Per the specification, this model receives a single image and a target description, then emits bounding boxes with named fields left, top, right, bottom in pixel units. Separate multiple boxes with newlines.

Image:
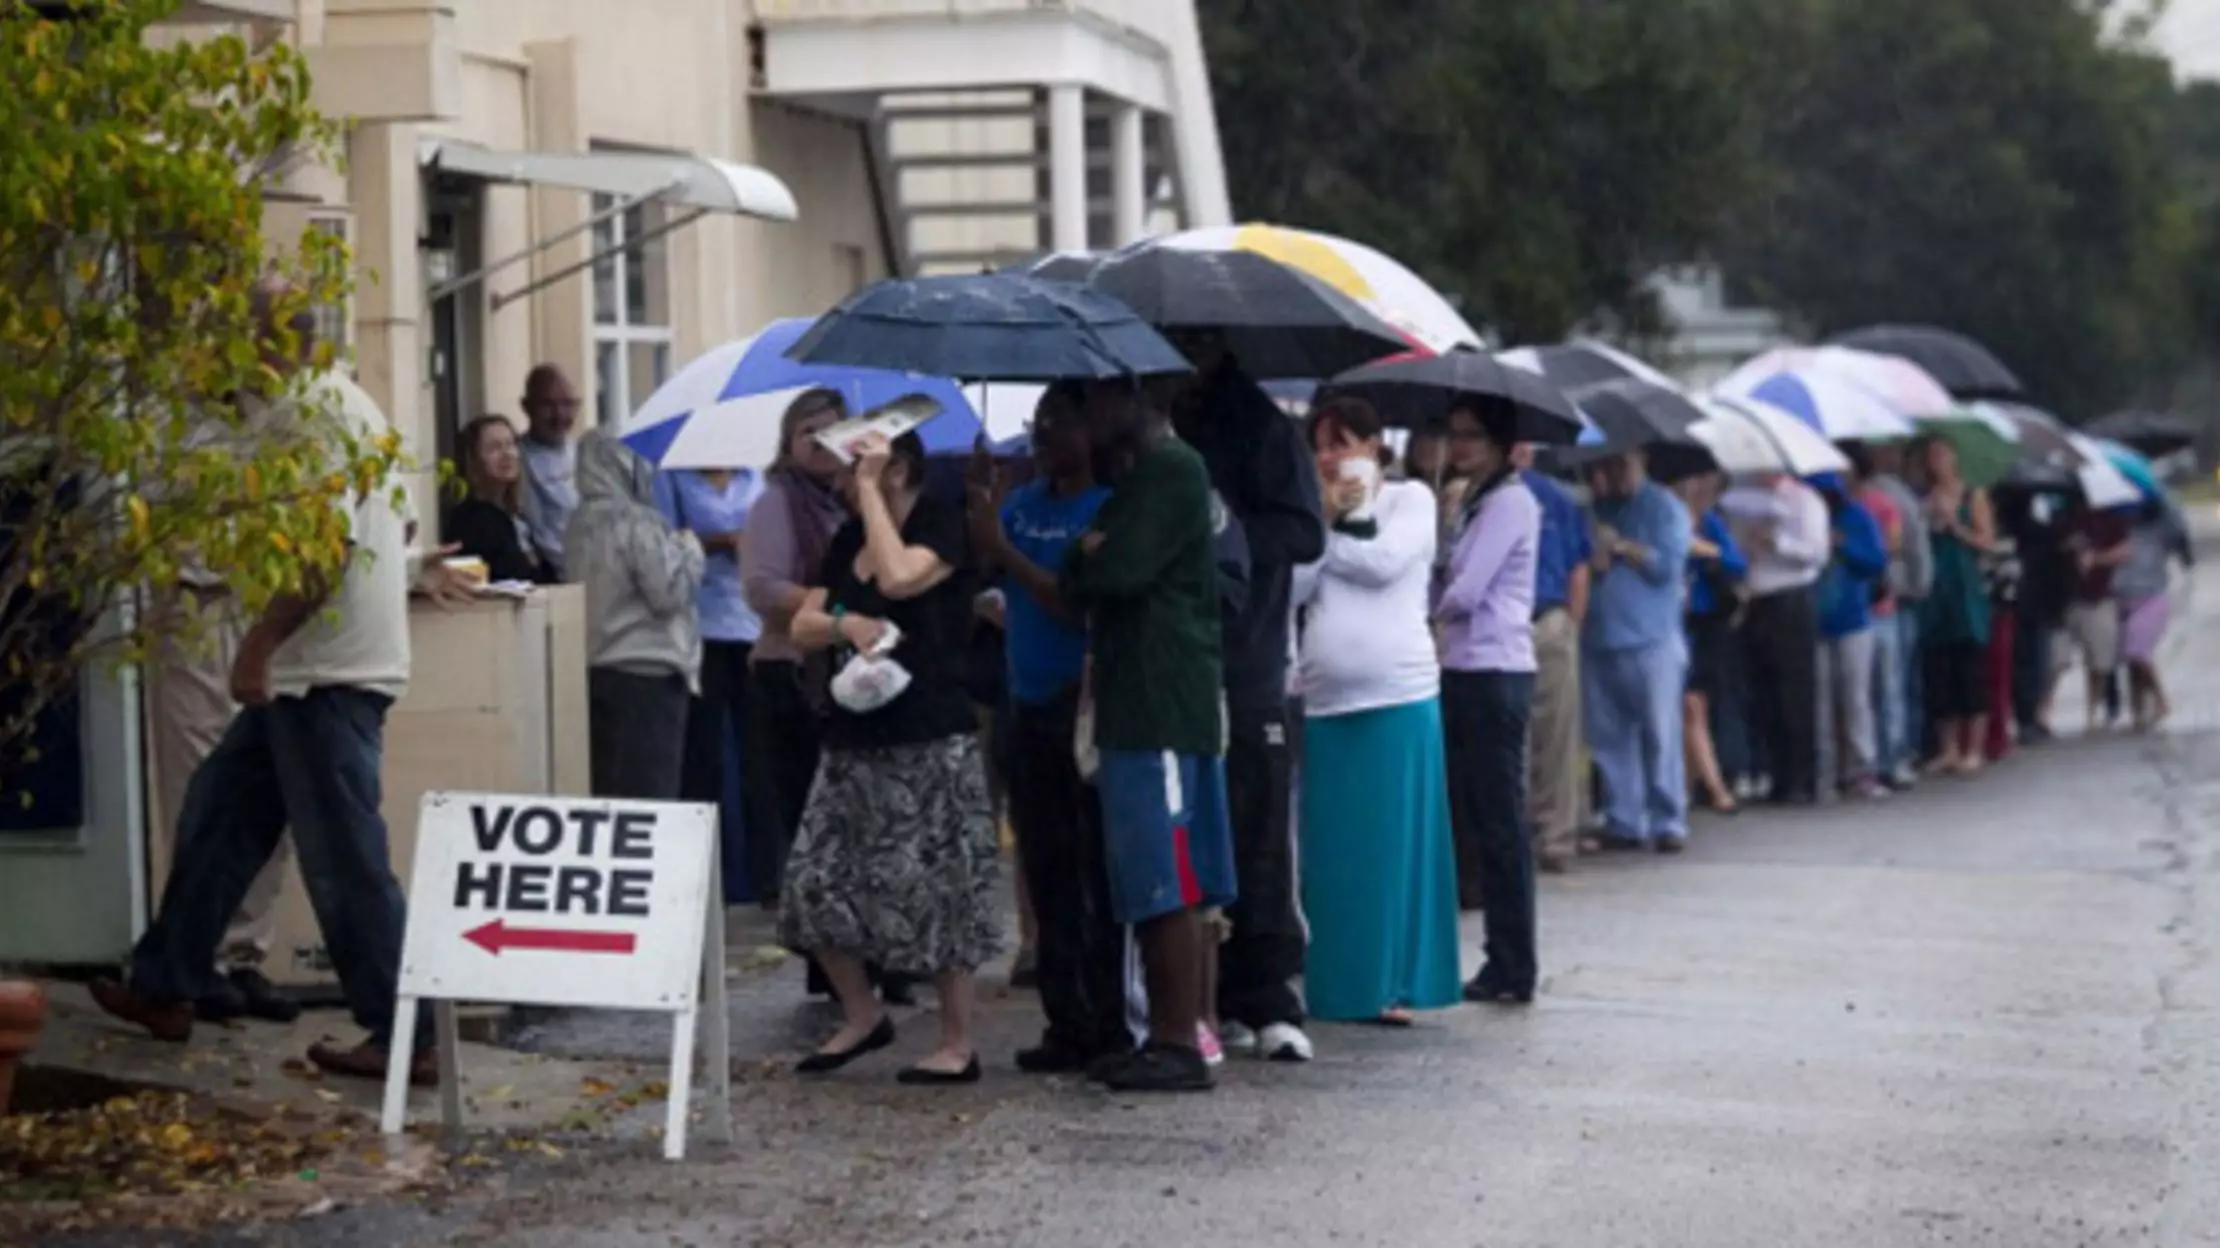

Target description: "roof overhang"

left=419, top=139, right=798, bottom=224
left=755, top=7, right=1174, bottom=113
left=417, top=140, right=799, bottom=310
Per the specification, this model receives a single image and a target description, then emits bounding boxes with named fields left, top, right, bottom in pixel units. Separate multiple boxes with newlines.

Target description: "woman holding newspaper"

left=779, top=429, right=1001, bottom=1086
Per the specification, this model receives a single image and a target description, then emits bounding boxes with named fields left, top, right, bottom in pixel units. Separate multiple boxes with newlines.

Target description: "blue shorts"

left=1095, top=749, right=1238, bottom=925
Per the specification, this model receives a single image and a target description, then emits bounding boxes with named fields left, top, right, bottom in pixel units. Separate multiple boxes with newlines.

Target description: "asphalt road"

left=93, top=539, right=2220, bottom=1248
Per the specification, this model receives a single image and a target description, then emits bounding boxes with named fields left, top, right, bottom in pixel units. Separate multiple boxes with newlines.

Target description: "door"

left=0, top=651, right=148, bottom=965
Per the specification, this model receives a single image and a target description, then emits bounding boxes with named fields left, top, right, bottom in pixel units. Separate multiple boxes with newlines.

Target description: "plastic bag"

left=830, top=621, right=911, bottom=714
left=1073, top=658, right=1099, bottom=782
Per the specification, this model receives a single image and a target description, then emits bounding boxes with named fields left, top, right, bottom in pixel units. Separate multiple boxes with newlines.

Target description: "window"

left=590, top=192, right=672, bottom=429
left=304, top=215, right=351, bottom=353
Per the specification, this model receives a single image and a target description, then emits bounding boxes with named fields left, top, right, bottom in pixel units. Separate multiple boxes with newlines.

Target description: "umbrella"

left=1910, top=407, right=2021, bottom=489
left=1718, top=368, right=1916, bottom=442
left=1688, top=395, right=1850, bottom=477
left=1497, top=340, right=1682, bottom=393
left=620, top=319, right=1045, bottom=469
left=1826, top=324, right=2025, bottom=401
left=1321, top=349, right=1586, bottom=444
left=2091, top=437, right=2164, bottom=501
left=2085, top=409, right=2199, bottom=458
left=1006, top=246, right=1413, bottom=380
left=1120, top=224, right=1485, bottom=355
left=1721, top=345, right=1954, bottom=417
left=785, top=273, right=1192, bottom=382
left=1547, top=378, right=1716, bottom=480
left=1978, top=402, right=2141, bottom=509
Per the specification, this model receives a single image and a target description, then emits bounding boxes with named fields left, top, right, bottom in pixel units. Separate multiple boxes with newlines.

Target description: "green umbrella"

left=1914, top=406, right=2020, bottom=487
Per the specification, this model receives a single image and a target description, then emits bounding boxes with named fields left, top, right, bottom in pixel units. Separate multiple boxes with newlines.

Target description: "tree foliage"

left=1198, top=0, right=2215, bottom=416
left=0, top=0, right=403, bottom=781
left=1197, top=0, right=1770, bottom=343
left=1718, top=0, right=2195, bottom=416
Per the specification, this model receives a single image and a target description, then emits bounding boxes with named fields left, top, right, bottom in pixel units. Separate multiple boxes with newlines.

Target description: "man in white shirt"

left=1720, top=472, right=1829, bottom=806
left=95, top=282, right=470, bottom=1084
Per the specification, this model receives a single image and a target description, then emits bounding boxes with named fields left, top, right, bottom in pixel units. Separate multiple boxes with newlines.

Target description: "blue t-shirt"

left=1524, top=469, right=1593, bottom=614
left=654, top=469, right=764, bottom=644
left=1001, top=479, right=1110, bottom=706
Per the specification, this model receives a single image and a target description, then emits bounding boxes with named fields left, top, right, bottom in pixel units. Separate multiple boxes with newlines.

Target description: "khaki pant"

left=144, top=591, right=292, bottom=973
left=1528, top=608, right=1585, bottom=860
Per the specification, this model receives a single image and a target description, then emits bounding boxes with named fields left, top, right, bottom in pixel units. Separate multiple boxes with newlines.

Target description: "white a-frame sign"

left=381, top=792, right=732, bottom=1160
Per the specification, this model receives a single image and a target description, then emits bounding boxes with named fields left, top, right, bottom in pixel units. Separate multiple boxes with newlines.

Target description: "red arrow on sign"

left=463, top=919, right=637, bottom=956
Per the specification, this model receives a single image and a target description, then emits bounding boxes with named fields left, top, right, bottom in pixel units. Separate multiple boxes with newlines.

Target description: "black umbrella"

left=1011, top=248, right=1412, bottom=381
left=1545, top=379, right=1718, bottom=481
left=1826, top=324, right=2025, bottom=401
left=2085, top=409, right=2199, bottom=457
left=785, top=272, right=1191, bottom=382
left=1320, top=349, right=1586, bottom=445
left=1000, top=250, right=1105, bottom=283
left=1496, top=340, right=1683, bottom=393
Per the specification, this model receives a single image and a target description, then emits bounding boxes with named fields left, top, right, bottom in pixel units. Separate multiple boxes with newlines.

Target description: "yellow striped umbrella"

left=1140, top=224, right=1484, bottom=357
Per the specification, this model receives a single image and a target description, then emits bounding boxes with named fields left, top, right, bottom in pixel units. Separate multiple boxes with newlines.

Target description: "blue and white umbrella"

left=621, top=317, right=1040, bottom=470
left=1715, top=367, right=1915, bottom=442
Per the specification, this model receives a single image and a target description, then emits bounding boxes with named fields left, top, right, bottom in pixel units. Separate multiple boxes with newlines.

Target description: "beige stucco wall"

left=293, top=0, right=891, bottom=538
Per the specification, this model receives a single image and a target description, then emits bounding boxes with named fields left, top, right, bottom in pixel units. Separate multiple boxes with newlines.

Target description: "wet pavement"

left=38, top=538, right=2220, bottom=1246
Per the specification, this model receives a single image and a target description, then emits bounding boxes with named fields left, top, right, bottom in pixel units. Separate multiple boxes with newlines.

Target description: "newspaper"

left=812, top=393, right=943, bottom=464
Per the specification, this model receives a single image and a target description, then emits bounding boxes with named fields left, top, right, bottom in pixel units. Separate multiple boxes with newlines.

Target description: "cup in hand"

left=1338, top=457, right=1382, bottom=524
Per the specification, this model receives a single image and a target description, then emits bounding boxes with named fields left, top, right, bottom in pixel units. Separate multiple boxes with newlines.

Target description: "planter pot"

left=0, top=978, right=50, bottom=1115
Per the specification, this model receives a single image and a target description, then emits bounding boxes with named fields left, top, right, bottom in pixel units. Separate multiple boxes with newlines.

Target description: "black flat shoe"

left=796, top=1016, right=896, bottom=1074
left=897, top=1056, right=982, bottom=1085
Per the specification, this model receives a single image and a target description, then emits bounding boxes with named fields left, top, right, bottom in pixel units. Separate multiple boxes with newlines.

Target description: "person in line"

left=743, top=392, right=915, bottom=1006
left=1675, top=472, right=1747, bottom=815
left=1980, top=514, right=2024, bottom=762
left=518, top=364, right=583, bottom=581
left=965, top=385, right=1128, bottom=1072
left=2002, top=489, right=2069, bottom=744
left=568, top=431, right=705, bottom=800
left=1722, top=470, right=1829, bottom=805
left=446, top=415, right=557, bottom=584
left=783, top=431, right=997, bottom=1085
left=1581, top=451, right=1694, bottom=852
left=657, top=463, right=766, bottom=904
left=2053, top=497, right=2135, bottom=735
left=1061, top=382, right=1239, bottom=1092
left=144, top=394, right=307, bottom=1026
left=1916, top=437, right=1998, bottom=775
left=1849, top=444, right=1920, bottom=788
left=1432, top=403, right=1540, bottom=1004
left=2115, top=495, right=2190, bottom=731
left=1811, top=473, right=1891, bottom=801
left=95, top=281, right=473, bottom=1082
left=1164, top=330, right=1325, bottom=1065
left=1517, top=445, right=1593, bottom=873
left=1291, top=397, right=1458, bottom=1025
left=740, top=389, right=848, bottom=901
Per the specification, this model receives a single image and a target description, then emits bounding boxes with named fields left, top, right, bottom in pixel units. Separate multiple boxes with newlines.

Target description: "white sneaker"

left=1258, top=1021, right=1313, bottom=1063
left=1218, top=1020, right=1258, bottom=1055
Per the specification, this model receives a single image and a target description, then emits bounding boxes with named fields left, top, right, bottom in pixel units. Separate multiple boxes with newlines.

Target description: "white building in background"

left=1638, top=265, right=1793, bottom=391
left=1, top=0, right=1232, bottom=968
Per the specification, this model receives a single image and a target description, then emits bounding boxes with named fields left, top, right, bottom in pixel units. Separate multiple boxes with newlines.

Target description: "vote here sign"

left=397, top=792, right=715, bottom=1012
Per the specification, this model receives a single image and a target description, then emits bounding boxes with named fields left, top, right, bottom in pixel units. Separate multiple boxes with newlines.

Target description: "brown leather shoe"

left=90, top=977, right=193, bottom=1043
left=306, top=1038, right=438, bottom=1087
left=1537, top=852, right=1573, bottom=876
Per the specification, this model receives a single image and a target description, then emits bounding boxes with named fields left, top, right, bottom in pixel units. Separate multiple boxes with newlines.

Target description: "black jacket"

left=1173, top=365, right=1325, bottom=711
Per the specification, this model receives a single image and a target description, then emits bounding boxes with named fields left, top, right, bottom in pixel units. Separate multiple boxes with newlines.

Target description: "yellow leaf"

left=127, top=494, right=151, bottom=538
left=269, top=531, right=294, bottom=555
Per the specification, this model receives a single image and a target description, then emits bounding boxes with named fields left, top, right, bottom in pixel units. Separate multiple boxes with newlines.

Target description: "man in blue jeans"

left=93, top=287, right=470, bottom=1084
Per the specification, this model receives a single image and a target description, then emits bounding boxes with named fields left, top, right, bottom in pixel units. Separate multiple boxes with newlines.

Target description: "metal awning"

left=418, top=139, right=800, bottom=310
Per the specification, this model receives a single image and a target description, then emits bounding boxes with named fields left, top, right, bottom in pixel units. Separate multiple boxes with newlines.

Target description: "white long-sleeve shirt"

left=1291, top=479, right=1440, bottom=718
left=1721, top=478, right=1830, bottom=596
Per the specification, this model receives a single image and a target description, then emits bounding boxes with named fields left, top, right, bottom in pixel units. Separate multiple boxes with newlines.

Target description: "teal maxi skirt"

left=1299, top=696, right=1462, bottom=1020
